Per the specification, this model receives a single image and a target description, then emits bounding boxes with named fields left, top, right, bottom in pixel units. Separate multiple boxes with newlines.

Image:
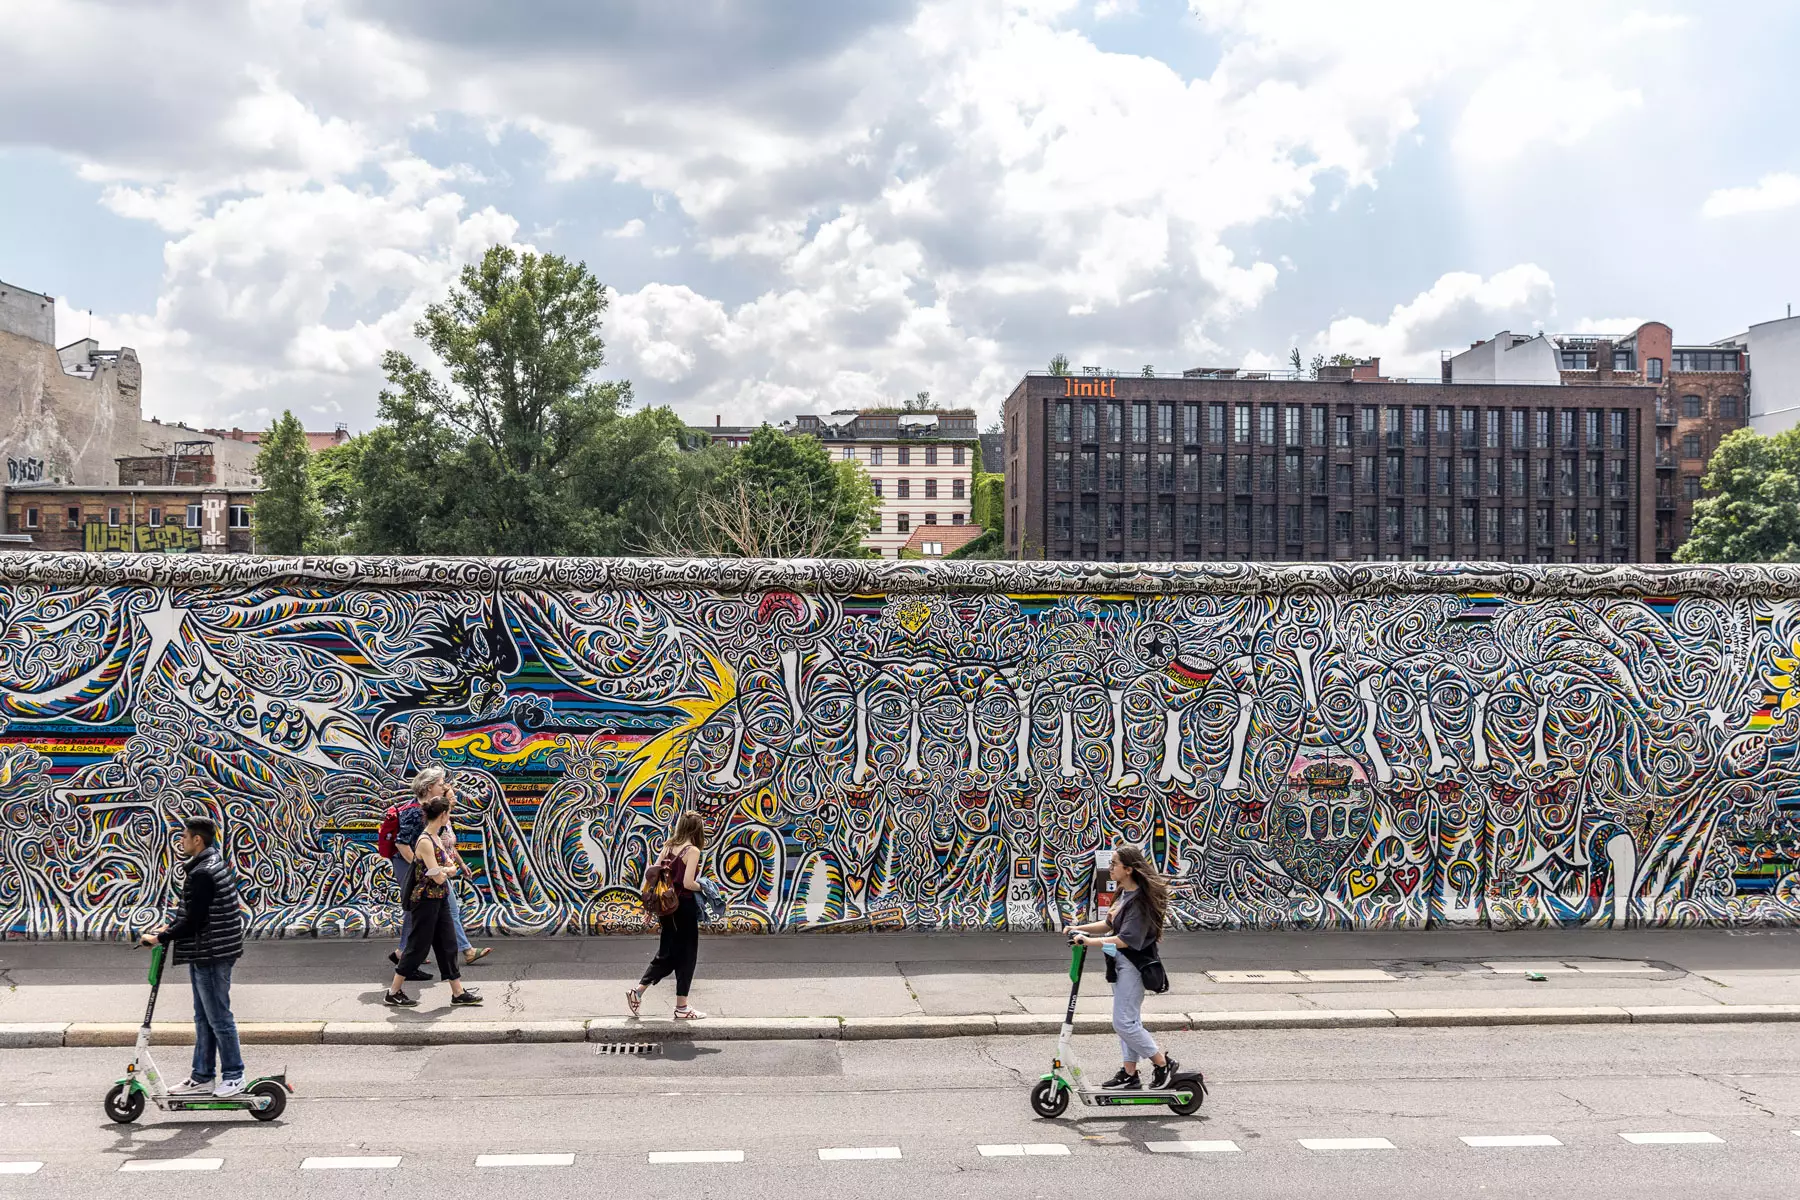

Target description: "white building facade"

left=790, top=409, right=979, bottom=558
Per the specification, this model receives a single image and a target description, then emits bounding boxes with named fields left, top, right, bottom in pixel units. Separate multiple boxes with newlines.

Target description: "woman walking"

left=385, top=792, right=482, bottom=1009
left=626, top=812, right=708, bottom=1021
left=1069, top=846, right=1177, bottom=1090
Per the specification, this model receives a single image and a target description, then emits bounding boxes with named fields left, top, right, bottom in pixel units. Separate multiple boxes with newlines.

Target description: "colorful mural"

left=2, top=554, right=1800, bottom=939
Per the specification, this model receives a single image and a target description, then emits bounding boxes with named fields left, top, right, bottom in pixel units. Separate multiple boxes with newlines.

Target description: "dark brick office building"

left=1001, top=371, right=1658, bottom=563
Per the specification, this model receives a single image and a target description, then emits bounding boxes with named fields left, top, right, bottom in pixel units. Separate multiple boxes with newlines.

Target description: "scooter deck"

left=1076, top=1086, right=1199, bottom=1106
left=159, top=1097, right=274, bottom=1113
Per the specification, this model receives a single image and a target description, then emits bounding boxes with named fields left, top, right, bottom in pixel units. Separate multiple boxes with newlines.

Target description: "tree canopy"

left=252, top=411, right=318, bottom=554
left=1675, top=426, right=1800, bottom=563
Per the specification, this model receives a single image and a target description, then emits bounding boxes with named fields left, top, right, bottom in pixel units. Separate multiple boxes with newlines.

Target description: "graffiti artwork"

left=1, top=554, right=1799, bottom=940
left=6, top=456, right=44, bottom=485
left=82, top=523, right=201, bottom=553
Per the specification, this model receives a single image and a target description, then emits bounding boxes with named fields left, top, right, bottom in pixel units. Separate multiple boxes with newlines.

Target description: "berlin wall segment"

left=0, top=553, right=1797, bottom=940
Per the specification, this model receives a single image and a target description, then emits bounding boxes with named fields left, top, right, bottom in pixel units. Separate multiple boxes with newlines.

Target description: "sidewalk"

left=3, top=928, right=1798, bottom=1047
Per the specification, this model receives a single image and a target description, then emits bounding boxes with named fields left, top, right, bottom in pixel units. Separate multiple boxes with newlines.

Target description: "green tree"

left=567, top=407, right=732, bottom=554
left=1141, top=364, right=1156, bottom=377
left=307, top=438, right=363, bottom=553
left=904, top=390, right=935, bottom=412
left=252, top=410, right=319, bottom=554
left=1048, top=353, right=1071, bottom=376
left=1289, top=347, right=1304, bottom=374
left=1675, top=427, right=1800, bottom=562
left=360, top=245, right=629, bottom=555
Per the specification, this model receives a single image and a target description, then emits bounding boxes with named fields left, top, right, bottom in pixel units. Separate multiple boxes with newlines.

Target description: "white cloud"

left=1092, top=0, right=1139, bottom=17
left=1314, top=265, right=1558, bottom=378
left=1702, top=172, right=1800, bottom=218
left=1621, top=11, right=1690, bottom=33
left=606, top=218, right=647, bottom=239
left=1455, top=64, right=1641, bottom=166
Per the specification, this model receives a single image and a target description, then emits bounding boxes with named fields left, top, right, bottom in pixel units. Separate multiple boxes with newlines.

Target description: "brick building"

left=5, top=485, right=259, bottom=553
left=1002, top=372, right=1656, bottom=563
left=1544, top=324, right=1747, bottom=561
left=789, top=409, right=979, bottom=558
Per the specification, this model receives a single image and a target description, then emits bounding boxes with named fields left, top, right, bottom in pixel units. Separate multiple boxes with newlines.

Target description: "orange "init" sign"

left=1062, top=378, right=1118, bottom=397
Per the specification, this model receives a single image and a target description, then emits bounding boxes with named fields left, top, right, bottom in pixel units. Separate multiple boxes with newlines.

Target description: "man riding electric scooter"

left=139, top=816, right=251, bottom=1098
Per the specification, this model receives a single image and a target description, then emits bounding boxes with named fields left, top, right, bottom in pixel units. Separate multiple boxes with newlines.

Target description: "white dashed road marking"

left=0, top=1163, right=43, bottom=1175
left=819, top=1147, right=902, bottom=1161
left=1619, top=1132, right=1723, bottom=1145
left=978, top=1144, right=1071, bottom=1157
left=300, top=1156, right=403, bottom=1169
left=1146, top=1140, right=1241, bottom=1154
left=1461, top=1135, right=1562, bottom=1148
left=647, top=1150, right=744, bottom=1164
left=475, top=1154, right=575, bottom=1168
left=1300, top=1138, right=1396, bottom=1151
left=120, top=1159, right=223, bottom=1172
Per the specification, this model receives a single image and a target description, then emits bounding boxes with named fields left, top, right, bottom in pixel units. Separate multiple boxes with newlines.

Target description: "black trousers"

left=640, top=894, right=699, bottom=994
left=398, top=893, right=461, bottom=982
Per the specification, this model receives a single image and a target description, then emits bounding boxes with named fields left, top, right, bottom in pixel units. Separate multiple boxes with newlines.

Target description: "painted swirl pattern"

left=1, top=553, right=1798, bottom=937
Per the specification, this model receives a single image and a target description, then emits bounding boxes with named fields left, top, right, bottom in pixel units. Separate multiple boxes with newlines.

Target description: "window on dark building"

left=1335, top=463, right=1351, bottom=494
left=1051, top=452, right=1070, bottom=491
left=148, top=506, right=162, bottom=525
left=23, top=506, right=38, bottom=529
left=1081, top=449, right=1099, bottom=489
left=1559, top=350, right=1593, bottom=370
left=1132, top=404, right=1148, bottom=442
left=1674, top=349, right=1739, bottom=372
left=1486, top=409, right=1501, bottom=448
left=1206, top=504, right=1224, bottom=541
left=1681, top=434, right=1701, bottom=459
left=1207, top=453, right=1225, bottom=491
left=1584, top=410, right=1600, bottom=446
left=1130, top=503, right=1146, bottom=539
left=186, top=504, right=202, bottom=528
left=1335, top=413, right=1351, bottom=447
left=1410, top=507, right=1427, bottom=544
left=1286, top=504, right=1303, bottom=542
left=1410, top=407, right=1427, bottom=446
left=1334, top=510, right=1352, bottom=542
left=1511, top=409, right=1526, bottom=446
left=1234, top=404, right=1250, bottom=443
left=1433, top=507, right=1450, bottom=543
left=1721, top=396, right=1740, bottom=420
left=1157, top=404, right=1173, bottom=443
left=1559, top=410, right=1575, bottom=448
left=1384, top=502, right=1402, bottom=541
left=1105, top=452, right=1122, bottom=490
left=1208, top=404, right=1225, bottom=442
left=1232, top=502, right=1250, bottom=540
left=1557, top=459, right=1574, bottom=497
left=1508, top=507, right=1524, bottom=544
left=1053, top=503, right=1071, bottom=539
left=1534, top=410, right=1550, bottom=448
left=1384, top=406, right=1402, bottom=447
left=1259, top=405, right=1276, bottom=445
left=1682, top=394, right=1702, bottom=419
left=107, top=507, right=121, bottom=526
left=1613, top=349, right=1634, bottom=372
left=65, top=506, right=79, bottom=530
left=1311, top=406, right=1327, bottom=446
left=1411, top=457, right=1428, bottom=495
left=1610, top=411, right=1627, bottom=449
left=1182, top=503, right=1199, bottom=540
left=1079, top=500, right=1098, bottom=539
left=1157, top=452, right=1175, bottom=490
left=1183, top=451, right=1199, bottom=490
left=1233, top=453, right=1251, bottom=492
left=1461, top=408, right=1478, bottom=447
left=1107, top=404, right=1123, bottom=441
left=1534, top=506, right=1550, bottom=544
left=1682, top=475, right=1701, bottom=501
left=1647, top=357, right=1663, bottom=382
left=1483, top=507, right=1500, bottom=544
left=1258, top=455, right=1276, bottom=492
left=1130, top=452, right=1148, bottom=489
left=1055, top=402, right=1072, bottom=441
left=1155, top=501, right=1173, bottom=539
left=1185, top=405, right=1199, bottom=444
left=1609, top=508, right=1626, bottom=545
left=1107, top=503, right=1123, bottom=539
left=1082, top=403, right=1097, bottom=441
left=1386, top=454, right=1402, bottom=492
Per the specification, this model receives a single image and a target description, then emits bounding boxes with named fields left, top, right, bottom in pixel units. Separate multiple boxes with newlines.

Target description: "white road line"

left=1299, top=969, right=1396, bottom=982
left=300, top=1156, right=403, bottom=1169
left=818, top=1147, right=902, bottom=1161
left=0, top=1163, right=44, bottom=1175
left=15, top=1102, right=49, bottom=1108
left=1619, top=1132, right=1723, bottom=1145
left=120, top=1159, right=223, bottom=1172
left=475, top=1154, right=575, bottom=1168
left=1146, top=1140, right=1242, bottom=1154
left=647, top=1151, right=744, bottom=1164
left=1461, top=1135, right=1562, bottom=1148
left=1300, top=1137, right=1396, bottom=1151
left=977, top=1144, right=1071, bottom=1157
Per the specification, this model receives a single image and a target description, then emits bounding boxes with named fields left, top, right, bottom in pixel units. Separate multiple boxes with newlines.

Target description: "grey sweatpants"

left=1111, top=954, right=1161, bottom=1063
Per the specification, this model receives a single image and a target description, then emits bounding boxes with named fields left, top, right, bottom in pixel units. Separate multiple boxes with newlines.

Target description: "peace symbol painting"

left=1, top=554, right=1799, bottom=938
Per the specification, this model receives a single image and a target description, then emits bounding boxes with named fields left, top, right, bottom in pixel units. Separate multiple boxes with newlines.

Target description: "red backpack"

left=640, top=850, right=679, bottom=917
left=376, top=800, right=419, bottom=859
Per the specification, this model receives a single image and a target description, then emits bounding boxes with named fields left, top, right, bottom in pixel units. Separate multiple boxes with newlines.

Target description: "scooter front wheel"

left=104, top=1082, right=145, bottom=1125
left=247, top=1080, right=287, bottom=1122
left=1029, top=1078, right=1070, bottom=1118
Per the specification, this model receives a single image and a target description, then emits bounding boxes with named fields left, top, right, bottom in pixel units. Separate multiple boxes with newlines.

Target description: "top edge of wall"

left=0, top=553, right=1793, bottom=599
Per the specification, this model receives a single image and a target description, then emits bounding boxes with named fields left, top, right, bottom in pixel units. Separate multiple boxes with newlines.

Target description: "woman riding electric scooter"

left=1067, top=846, right=1178, bottom=1091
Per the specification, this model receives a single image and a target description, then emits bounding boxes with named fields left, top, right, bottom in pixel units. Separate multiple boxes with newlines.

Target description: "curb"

left=14, top=1005, right=1800, bottom=1048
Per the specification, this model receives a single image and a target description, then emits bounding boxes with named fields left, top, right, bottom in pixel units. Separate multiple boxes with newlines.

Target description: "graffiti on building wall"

left=7, top=456, right=44, bottom=484
left=1, top=554, right=1799, bottom=940
left=82, top=523, right=201, bottom=553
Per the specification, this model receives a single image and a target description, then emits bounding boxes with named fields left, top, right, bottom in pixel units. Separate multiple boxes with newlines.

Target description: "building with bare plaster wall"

left=0, top=280, right=142, bottom=487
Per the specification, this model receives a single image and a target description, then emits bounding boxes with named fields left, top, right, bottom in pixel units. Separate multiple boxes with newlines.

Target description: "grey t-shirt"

left=1107, top=889, right=1154, bottom=951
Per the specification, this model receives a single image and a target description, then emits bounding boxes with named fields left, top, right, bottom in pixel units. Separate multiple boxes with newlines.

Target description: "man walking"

left=140, top=816, right=246, bottom=1097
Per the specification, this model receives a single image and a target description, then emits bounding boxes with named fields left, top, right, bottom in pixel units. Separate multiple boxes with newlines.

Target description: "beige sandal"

left=626, top=986, right=643, bottom=1016
left=673, top=1005, right=706, bottom=1020
left=463, top=947, right=492, bottom=965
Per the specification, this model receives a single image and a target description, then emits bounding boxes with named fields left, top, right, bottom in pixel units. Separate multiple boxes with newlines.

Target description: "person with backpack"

left=384, top=791, right=483, bottom=1008
left=380, top=768, right=490, bottom=979
left=1068, top=846, right=1179, bottom=1091
left=138, top=816, right=249, bottom=1097
left=625, top=812, right=708, bottom=1021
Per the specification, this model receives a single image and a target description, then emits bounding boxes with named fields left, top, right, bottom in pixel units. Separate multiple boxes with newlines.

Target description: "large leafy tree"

left=359, top=246, right=629, bottom=555
left=565, top=407, right=733, bottom=554
left=307, top=437, right=363, bottom=553
left=252, top=411, right=318, bottom=554
left=1676, top=426, right=1800, bottom=563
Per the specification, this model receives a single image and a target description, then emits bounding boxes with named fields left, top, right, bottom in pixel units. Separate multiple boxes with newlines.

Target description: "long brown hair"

left=1114, top=846, right=1168, bottom=941
left=668, top=811, right=707, bottom=853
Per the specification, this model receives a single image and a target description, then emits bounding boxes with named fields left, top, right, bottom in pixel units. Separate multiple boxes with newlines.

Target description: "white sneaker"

left=171, top=1077, right=212, bottom=1095
left=213, top=1078, right=246, bottom=1098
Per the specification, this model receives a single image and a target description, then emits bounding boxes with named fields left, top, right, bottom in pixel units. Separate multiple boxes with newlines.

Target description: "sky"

left=2, top=0, right=1798, bottom=435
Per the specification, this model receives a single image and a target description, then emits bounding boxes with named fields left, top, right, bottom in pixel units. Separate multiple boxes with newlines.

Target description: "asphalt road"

left=3, top=1023, right=1800, bottom=1198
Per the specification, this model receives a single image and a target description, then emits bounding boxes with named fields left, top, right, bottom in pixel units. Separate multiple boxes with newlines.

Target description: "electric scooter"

left=1029, top=938, right=1206, bottom=1118
left=103, top=943, right=291, bottom=1124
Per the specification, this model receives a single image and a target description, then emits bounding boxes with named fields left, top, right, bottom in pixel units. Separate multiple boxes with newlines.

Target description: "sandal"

left=673, top=1006, right=706, bottom=1021
left=462, top=947, right=492, bottom=965
left=625, top=986, right=643, bottom=1016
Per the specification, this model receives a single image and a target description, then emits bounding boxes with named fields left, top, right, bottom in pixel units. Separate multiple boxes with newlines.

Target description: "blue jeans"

left=394, top=858, right=471, bottom=954
left=189, top=961, right=243, bottom=1084
left=1110, top=954, right=1160, bottom=1064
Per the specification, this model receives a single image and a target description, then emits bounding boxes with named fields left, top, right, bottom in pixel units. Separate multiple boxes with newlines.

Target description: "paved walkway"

left=3, top=928, right=1797, bottom=1045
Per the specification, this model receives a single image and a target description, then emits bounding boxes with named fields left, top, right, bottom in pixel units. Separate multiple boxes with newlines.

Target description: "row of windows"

left=1559, top=349, right=1637, bottom=371
left=17, top=503, right=250, bottom=531
left=1676, top=394, right=1741, bottom=419
left=1672, top=350, right=1742, bottom=373
left=1049, top=450, right=1633, bottom=500
left=1051, top=501, right=1630, bottom=547
left=1051, top=401, right=1634, bottom=451
left=840, top=444, right=967, bottom=467
left=881, top=512, right=966, bottom=534
left=871, top=478, right=965, bottom=500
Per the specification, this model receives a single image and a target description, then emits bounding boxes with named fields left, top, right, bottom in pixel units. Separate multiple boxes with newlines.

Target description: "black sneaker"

left=451, top=988, right=483, bottom=1006
left=383, top=989, right=418, bottom=1007
left=401, top=969, right=433, bottom=982
left=1100, top=1068, right=1141, bottom=1090
left=1151, top=1057, right=1180, bottom=1090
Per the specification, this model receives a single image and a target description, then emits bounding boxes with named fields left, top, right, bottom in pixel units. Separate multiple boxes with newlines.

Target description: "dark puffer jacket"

left=158, top=847, right=245, bottom=966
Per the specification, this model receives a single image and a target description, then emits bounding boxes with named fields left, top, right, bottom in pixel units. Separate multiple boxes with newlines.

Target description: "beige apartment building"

left=789, top=409, right=979, bottom=557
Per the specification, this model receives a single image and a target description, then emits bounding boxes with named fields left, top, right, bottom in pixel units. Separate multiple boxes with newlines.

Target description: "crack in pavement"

left=1684, top=1069, right=1782, bottom=1120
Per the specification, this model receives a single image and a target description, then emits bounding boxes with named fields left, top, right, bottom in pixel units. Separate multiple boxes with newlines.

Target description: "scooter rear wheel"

left=1166, top=1074, right=1207, bottom=1116
left=104, top=1082, right=145, bottom=1125
left=1029, top=1078, right=1070, bottom=1118
left=247, top=1080, right=287, bottom=1122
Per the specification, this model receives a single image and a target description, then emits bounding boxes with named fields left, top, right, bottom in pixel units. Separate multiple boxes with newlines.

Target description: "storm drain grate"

left=593, top=1041, right=662, bottom=1056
